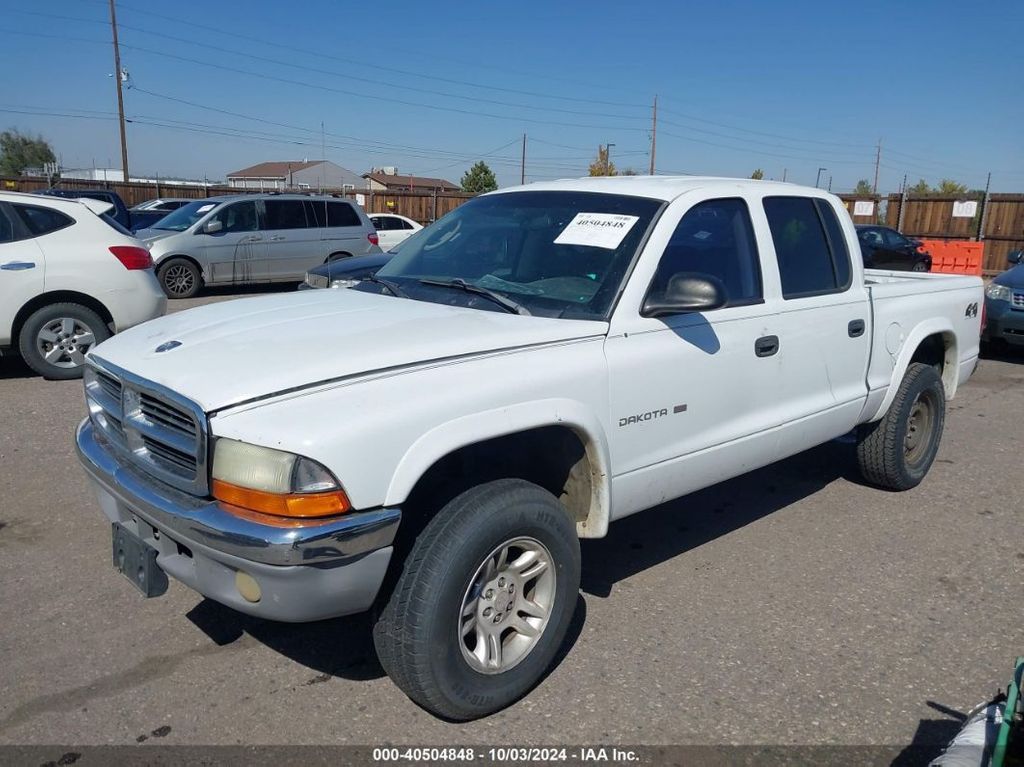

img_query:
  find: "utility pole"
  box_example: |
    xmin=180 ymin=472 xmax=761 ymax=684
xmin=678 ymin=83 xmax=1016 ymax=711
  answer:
xmin=872 ymin=138 xmax=882 ymax=194
xmin=606 ymin=143 xmax=615 ymax=176
xmin=898 ymin=174 xmax=908 ymax=231
xmin=782 ymin=168 xmax=787 ymax=182
xmin=827 ymin=175 xmax=832 ymax=192
xmin=649 ymin=95 xmax=657 ymax=175
xmin=109 ymin=0 xmax=129 ymax=182
xmin=320 ymin=121 xmax=326 ymax=193
xmin=520 ymin=133 xmax=526 ymax=185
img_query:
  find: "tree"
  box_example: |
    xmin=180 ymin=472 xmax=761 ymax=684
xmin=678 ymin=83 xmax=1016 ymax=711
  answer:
xmin=460 ymin=161 xmax=497 ymax=194
xmin=0 ymin=130 xmax=56 ymax=177
xmin=852 ymin=179 xmax=874 ymax=195
xmin=750 ymin=169 xmax=764 ymax=180
xmin=936 ymin=178 xmax=968 ymax=195
xmin=621 ymin=167 xmax=639 ymax=176
xmin=588 ymin=145 xmax=617 ymax=177
xmin=907 ymin=179 xmax=932 ymax=194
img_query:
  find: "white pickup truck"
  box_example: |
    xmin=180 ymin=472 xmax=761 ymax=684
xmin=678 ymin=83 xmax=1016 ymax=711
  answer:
xmin=76 ymin=177 xmax=982 ymax=720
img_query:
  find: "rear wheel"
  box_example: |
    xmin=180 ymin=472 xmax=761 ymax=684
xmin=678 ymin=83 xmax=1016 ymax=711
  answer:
xmin=856 ymin=362 xmax=945 ymax=490
xmin=911 ymin=260 xmax=929 ymax=272
xmin=18 ymin=303 xmax=110 ymax=379
xmin=373 ymin=479 xmax=580 ymax=720
xmin=158 ymin=258 xmax=202 ymax=298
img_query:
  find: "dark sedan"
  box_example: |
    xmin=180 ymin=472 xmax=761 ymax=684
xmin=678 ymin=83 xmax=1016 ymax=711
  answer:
xmin=982 ymin=250 xmax=1024 ymax=348
xmin=856 ymin=225 xmax=932 ymax=272
xmin=298 ymin=252 xmax=393 ymax=290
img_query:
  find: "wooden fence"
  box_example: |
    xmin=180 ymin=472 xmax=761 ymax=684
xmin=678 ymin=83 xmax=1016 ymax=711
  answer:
xmin=1 ymin=176 xmax=477 ymax=225
xmin=839 ymin=193 xmax=1024 ymax=274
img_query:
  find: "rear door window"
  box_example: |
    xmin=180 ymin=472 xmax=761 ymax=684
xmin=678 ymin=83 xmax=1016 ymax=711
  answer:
xmin=0 ymin=206 xmax=14 ymax=243
xmin=12 ymin=204 xmax=74 ymax=236
xmin=263 ymin=200 xmax=309 ymax=230
xmin=763 ymin=196 xmax=851 ymax=298
xmin=327 ymin=202 xmax=361 ymax=228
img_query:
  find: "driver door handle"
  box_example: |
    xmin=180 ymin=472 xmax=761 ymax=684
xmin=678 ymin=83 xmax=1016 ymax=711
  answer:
xmin=755 ymin=335 xmax=779 ymax=357
xmin=269 ymin=235 xmax=286 ymax=241
xmin=1 ymin=261 xmax=36 ymax=270
xmin=240 ymin=235 xmax=263 ymax=243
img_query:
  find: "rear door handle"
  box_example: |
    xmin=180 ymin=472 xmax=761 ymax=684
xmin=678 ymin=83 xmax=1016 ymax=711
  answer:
xmin=755 ymin=335 xmax=779 ymax=357
xmin=0 ymin=261 xmax=36 ymax=270
xmin=269 ymin=235 xmax=286 ymax=241
xmin=848 ymin=319 xmax=866 ymax=338
xmin=240 ymin=236 xmax=263 ymax=243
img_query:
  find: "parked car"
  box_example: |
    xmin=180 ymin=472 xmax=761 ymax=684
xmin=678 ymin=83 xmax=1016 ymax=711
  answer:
xmin=856 ymin=225 xmax=932 ymax=271
xmin=131 ymin=198 xmax=192 ymax=212
xmin=76 ymin=178 xmax=981 ymax=720
xmin=369 ymin=213 xmax=422 ymax=251
xmin=299 ymin=252 xmax=393 ymax=290
xmin=982 ymin=250 xmax=1024 ymax=348
xmin=35 ymin=188 xmax=132 ymax=231
xmin=128 ymin=198 xmax=193 ymax=234
xmin=0 ymin=191 xmax=165 ymax=379
xmin=138 ymin=195 xmax=382 ymax=298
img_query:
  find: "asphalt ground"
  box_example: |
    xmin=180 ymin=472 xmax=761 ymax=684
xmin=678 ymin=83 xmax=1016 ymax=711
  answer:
xmin=1 ymin=285 xmax=1021 ymax=760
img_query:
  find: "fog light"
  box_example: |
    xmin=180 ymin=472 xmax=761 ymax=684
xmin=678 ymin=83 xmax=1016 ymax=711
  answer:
xmin=235 ymin=571 xmax=261 ymax=603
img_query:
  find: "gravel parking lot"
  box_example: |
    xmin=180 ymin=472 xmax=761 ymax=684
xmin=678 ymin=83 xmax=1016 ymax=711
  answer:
xmin=1 ymin=288 xmax=1021 ymax=755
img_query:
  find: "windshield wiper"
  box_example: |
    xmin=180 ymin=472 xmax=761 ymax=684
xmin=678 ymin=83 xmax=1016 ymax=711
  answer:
xmin=364 ymin=274 xmax=408 ymax=298
xmin=418 ymin=278 xmax=531 ymax=316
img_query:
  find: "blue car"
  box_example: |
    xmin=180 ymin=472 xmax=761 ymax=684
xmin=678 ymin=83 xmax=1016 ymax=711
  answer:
xmin=982 ymin=250 xmax=1024 ymax=348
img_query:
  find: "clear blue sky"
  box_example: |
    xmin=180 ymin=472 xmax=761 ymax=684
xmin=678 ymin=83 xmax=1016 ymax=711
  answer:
xmin=2 ymin=0 xmax=1022 ymax=192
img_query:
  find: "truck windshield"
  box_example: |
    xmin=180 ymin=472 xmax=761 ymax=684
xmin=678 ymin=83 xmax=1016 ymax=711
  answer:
xmin=372 ymin=191 xmax=663 ymax=319
xmin=152 ymin=200 xmax=221 ymax=232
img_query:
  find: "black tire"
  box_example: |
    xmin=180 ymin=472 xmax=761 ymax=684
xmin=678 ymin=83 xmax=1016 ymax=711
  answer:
xmin=18 ymin=302 xmax=110 ymax=380
xmin=911 ymin=260 xmax=929 ymax=272
xmin=373 ymin=479 xmax=581 ymax=720
xmin=326 ymin=251 xmax=352 ymax=263
xmin=856 ymin=362 xmax=945 ymax=490
xmin=158 ymin=258 xmax=203 ymax=299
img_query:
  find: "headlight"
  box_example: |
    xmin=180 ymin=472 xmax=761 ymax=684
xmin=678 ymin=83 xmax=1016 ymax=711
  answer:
xmin=986 ymin=283 xmax=1012 ymax=302
xmin=331 ymin=278 xmax=360 ymax=289
xmin=304 ymin=272 xmax=330 ymax=289
xmin=211 ymin=439 xmax=351 ymax=518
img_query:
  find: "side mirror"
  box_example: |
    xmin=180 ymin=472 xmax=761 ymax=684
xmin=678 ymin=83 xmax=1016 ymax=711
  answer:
xmin=642 ymin=272 xmax=728 ymax=318
xmin=1008 ymin=250 xmax=1023 ymax=265
xmin=202 ymin=219 xmax=223 ymax=234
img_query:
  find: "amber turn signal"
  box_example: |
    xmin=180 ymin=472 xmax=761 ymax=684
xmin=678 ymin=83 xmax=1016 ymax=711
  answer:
xmin=212 ymin=479 xmax=351 ymax=519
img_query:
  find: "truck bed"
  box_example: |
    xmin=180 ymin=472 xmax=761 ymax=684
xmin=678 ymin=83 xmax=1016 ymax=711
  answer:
xmin=861 ymin=269 xmax=983 ymax=421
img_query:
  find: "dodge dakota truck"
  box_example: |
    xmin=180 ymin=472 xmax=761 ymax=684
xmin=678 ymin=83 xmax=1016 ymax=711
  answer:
xmin=76 ymin=177 xmax=983 ymax=720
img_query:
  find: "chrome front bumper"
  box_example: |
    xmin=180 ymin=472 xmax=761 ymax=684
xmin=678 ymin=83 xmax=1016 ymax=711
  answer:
xmin=76 ymin=418 xmax=400 ymax=621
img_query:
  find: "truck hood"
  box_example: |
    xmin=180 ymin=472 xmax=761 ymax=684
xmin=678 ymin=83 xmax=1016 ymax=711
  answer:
xmin=90 ymin=289 xmax=607 ymax=412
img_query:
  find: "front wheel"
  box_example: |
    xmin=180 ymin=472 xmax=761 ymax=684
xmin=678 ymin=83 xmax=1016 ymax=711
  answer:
xmin=856 ymin=362 xmax=945 ymax=490
xmin=373 ymin=479 xmax=581 ymax=720
xmin=158 ymin=258 xmax=203 ymax=299
xmin=911 ymin=260 xmax=929 ymax=272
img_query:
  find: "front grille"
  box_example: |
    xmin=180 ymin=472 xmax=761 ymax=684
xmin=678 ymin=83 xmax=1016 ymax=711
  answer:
xmin=1012 ymin=291 xmax=1024 ymax=310
xmin=85 ymin=359 xmax=208 ymax=495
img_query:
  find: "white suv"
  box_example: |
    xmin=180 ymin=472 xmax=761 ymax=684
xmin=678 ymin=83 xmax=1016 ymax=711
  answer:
xmin=0 ymin=191 xmax=166 ymax=379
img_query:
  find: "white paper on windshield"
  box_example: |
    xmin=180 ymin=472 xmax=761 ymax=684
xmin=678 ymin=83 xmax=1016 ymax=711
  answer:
xmin=196 ymin=203 xmax=215 ymax=213
xmin=554 ymin=213 xmax=639 ymax=250
xmin=853 ymin=200 xmax=875 ymax=216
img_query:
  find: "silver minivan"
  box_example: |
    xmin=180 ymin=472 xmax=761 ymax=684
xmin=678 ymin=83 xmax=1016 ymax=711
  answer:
xmin=139 ymin=195 xmax=382 ymax=298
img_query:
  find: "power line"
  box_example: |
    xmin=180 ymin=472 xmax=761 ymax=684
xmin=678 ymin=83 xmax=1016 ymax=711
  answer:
xmin=5 ymin=7 xmax=650 ymax=112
